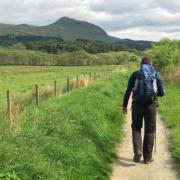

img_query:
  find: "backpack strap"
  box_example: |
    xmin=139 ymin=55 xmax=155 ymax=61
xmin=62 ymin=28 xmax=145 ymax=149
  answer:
xmin=133 ymin=71 xmax=140 ymax=92
xmin=153 ymin=78 xmax=157 ymax=95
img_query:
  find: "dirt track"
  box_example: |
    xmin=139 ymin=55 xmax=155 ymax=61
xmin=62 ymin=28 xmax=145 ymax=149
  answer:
xmin=111 ymin=101 xmax=178 ymax=180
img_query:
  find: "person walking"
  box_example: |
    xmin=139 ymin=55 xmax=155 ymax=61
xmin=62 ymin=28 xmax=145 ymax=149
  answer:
xmin=122 ymin=57 xmax=165 ymax=164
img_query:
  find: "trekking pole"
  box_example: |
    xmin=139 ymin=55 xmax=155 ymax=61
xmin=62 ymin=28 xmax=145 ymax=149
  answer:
xmin=154 ymin=97 xmax=158 ymax=154
xmin=154 ymin=125 xmax=156 ymax=154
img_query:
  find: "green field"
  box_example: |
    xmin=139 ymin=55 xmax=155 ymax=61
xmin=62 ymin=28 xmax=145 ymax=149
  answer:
xmin=0 ymin=69 xmax=130 ymax=179
xmin=0 ymin=65 xmax=116 ymax=104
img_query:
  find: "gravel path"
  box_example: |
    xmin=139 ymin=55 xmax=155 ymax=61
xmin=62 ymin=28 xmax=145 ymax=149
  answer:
xmin=111 ymin=101 xmax=178 ymax=180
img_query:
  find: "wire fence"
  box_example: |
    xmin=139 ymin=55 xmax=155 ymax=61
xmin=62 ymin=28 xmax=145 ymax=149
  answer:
xmin=5 ymin=70 xmax=115 ymax=123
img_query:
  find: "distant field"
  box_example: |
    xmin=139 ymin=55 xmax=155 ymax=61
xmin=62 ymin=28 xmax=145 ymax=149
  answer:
xmin=0 ymin=65 xmax=117 ymax=114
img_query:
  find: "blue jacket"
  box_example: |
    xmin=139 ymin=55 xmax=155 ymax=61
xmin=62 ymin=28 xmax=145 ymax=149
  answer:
xmin=123 ymin=70 xmax=165 ymax=107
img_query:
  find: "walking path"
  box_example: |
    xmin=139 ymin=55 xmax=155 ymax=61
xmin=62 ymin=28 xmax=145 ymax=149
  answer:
xmin=111 ymin=101 xmax=178 ymax=180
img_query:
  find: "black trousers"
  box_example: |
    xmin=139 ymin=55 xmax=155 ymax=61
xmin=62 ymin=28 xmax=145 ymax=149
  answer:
xmin=131 ymin=101 xmax=156 ymax=160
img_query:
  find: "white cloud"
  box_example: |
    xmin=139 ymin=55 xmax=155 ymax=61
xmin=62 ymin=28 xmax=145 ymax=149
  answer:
xmin=88 ymin=0 xmax=158 ymax=14
xmin=109 ymin=28 xmax=170 ymax=41
xmin=0 ymin=0 xmax=180 ymax=41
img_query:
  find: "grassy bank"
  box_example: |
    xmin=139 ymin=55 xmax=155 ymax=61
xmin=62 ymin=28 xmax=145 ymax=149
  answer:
xmin=0 ymin=70 xmax=129 ymax=179
xmin=159 ymin=83 xmax=180 ymax=167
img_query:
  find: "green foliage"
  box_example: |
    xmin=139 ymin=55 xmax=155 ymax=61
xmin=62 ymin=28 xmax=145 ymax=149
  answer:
xmin=0 ymin=48 xmax=139 ymax=66
xmin=0 ymin=71 xmax=129 ymax=179
xmin=12 ymin=43 xmax=26 ymax=50
xmin=0 ymin=35 xmax=152 ymax=54
xmin=145 ymin=39 xmax=180 ymax=71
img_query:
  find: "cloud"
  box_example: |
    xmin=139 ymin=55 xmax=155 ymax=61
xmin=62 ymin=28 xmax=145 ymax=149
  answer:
xmin=99 ymin=8 xmax=180 ymax=30
xmin=88 ymin=0 xmax=180 ymax=15
xmin=109 ymin=27 xmax=180 ymax=41
xmin=0 ymin=0 xmax=180 ymax=41
xmin=88 ymin=0 xmax=157 ymax=14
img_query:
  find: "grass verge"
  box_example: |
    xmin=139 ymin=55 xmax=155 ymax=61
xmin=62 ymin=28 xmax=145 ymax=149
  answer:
xmin=159 ymin=83 xmax=180 ymax=171
xmin=0 ymin=69 xmax=129 ymax=179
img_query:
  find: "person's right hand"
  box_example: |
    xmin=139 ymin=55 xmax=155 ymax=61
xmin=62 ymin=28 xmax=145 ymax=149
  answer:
xmin=122 ymin=107 xmax=128 ymax=114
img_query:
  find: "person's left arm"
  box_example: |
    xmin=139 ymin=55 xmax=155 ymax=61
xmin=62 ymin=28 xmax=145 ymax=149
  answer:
xmin=122 ymin=72 xmax=137 ymax=113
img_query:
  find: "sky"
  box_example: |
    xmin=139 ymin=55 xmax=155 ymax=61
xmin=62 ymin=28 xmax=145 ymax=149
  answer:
xmin=0 ymin=0 xmax=180 ymax=41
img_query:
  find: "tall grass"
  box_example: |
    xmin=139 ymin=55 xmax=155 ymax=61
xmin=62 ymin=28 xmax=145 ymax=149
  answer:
xmin=165 ymin=65 xmax=180 ymax=84
xmin=0 ymin=70 xmax=129 ymax=179
xmin=159 ymin=83 xmax=180 ymax=168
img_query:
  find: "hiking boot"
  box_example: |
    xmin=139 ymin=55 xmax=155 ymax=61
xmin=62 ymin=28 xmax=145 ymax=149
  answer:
xmin=133 ymin=153 xmax=142 ymax=163
xmin=144 ymin=157 xmax=154 ymax=164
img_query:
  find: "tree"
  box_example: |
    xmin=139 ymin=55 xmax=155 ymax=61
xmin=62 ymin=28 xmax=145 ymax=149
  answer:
xmin=12 ymin=43 xmax=26 ymax=50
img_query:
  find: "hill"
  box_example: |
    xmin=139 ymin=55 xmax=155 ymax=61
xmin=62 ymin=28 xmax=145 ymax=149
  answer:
xmin=0 ymin=17 xmax=152 ymax=50
xmin=0 ymin=17 xmax=119 ymax=42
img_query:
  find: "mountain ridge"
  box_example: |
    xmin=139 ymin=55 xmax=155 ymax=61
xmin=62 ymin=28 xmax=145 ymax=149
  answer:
xmin=0 ymin=17 xmax=120 ymax=42
xmin=0 ymin=17 xmax=153 ymax=50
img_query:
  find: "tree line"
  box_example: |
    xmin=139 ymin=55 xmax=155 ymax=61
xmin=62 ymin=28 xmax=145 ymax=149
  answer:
xmin=0 ymin=35 xmax=151 ymax=54
xmin=0 ymin=48 xmax=139 ymax=66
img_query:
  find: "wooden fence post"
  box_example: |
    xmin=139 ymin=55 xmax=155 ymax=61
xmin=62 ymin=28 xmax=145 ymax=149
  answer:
xmin=76 ymin=75 xmax=79 ymax=88
xmin=67 ymin=77 xmax=70 ymax=92
xmin=54 ymin=80 xmax=57 ymax=97
xmin=35 ymin=84 xmax=39 ymax=107
xmin=89 ymin=73 xmax=92 ymax=82
xmin=6 ymin=90 xmax=12 ymax=121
